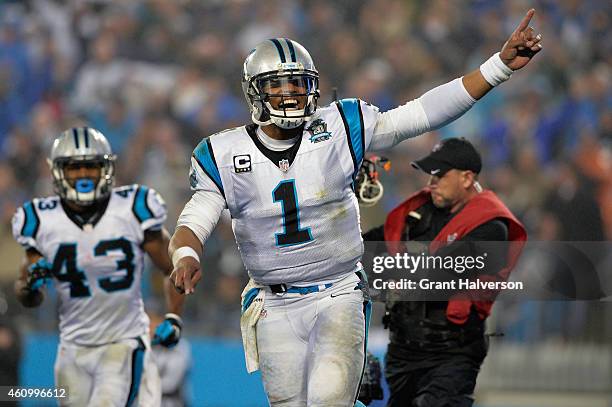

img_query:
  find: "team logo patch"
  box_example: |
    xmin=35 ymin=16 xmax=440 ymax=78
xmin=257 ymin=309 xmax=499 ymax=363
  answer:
xmin=233 ymin=154 xmax=252 ymax=173
xmin=307 ymin=119 xmax=332 ymax=143
xmin=279 ymin=159 xmax=290 ymax=172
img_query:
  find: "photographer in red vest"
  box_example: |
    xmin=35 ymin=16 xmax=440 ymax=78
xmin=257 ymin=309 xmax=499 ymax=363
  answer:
xmin=363 ymin=138 xmax=526 ymax=407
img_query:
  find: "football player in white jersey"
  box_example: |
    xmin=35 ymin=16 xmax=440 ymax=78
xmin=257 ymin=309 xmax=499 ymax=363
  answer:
xmin=12 ymin=127 xmax=185 ymax=407
xmin=170 ymin=10 xmax=541 ymax=407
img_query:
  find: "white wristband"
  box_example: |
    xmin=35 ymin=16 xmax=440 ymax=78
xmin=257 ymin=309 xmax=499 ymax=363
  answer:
xmin=480 ymin=52 xmax=513 ymax=87
xmin=172 ymin=246 xmax=200 ymax=267
xmin=164 ymin=313 xmax=183 ymax=327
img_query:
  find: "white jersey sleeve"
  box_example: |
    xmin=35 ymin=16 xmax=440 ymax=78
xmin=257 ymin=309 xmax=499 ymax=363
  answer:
xmin=131 ymin=185 xmax=168 ymax=232
xmin=175 ymin=145 xmax=227 ymax=245
xmin=12 ymin=201 xmax=41 ymax=251
xmin=368 ymin=77 xmax=476 ymax=151
xmin=176 ymin=189 xmax=225 ymax=245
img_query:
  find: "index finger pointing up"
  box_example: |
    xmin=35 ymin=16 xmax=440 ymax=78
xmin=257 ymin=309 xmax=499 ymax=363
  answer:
xmin=514 ymin=9 xmax=535 ymax=34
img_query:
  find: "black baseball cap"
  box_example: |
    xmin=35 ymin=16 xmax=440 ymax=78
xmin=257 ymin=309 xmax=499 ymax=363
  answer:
xmin=411 ymin=138 xmax=482 ymax=176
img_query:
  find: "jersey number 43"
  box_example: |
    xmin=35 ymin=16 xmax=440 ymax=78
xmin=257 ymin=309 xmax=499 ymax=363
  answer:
xmin=51 ymin=238 xmax=135 ymax=297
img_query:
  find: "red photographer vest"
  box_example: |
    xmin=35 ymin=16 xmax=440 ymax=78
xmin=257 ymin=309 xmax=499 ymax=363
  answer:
xmin=384 ymin=188 xmax=527 ymax=324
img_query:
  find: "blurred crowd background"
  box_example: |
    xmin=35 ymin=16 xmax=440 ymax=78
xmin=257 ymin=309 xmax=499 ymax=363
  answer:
xmin=0 ymin=0 xmax=610 ymax=403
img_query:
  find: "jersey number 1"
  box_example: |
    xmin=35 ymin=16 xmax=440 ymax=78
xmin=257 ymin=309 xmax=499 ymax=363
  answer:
xmin=273 ymin=180 xmax=313 ymax=246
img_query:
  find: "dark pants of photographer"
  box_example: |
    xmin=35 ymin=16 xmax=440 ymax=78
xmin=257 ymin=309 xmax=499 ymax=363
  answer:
xmin=384 ymin=307 xmax=488 ymax=407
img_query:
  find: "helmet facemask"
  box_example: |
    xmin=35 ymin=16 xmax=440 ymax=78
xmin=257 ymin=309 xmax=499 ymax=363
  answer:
xmin=50 ymin=155 xmax=116 ymax=206
xmin=246 ymin=70 xmax=319 ymax=129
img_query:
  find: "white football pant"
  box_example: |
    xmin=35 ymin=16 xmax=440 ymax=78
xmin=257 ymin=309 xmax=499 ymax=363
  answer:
xmin=54 ymin=335 xmax=161 ymax=407
xmin=257 ymin=273 xmax=369 ymax=407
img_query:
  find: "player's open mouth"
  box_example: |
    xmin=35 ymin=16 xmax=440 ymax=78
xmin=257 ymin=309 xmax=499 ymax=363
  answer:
xmin=278 ymin=99 xmax=299 ymax=109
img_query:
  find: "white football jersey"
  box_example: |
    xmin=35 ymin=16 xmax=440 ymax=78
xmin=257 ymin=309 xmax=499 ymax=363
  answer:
xmin=190 ymin=99 xmax=379 ymax=285
xmin=12 ymin=184 xmax=167 ymax=346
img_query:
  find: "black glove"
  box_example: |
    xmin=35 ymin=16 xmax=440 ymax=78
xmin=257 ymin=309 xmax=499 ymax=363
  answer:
xmin=358 ymin=351 xmax=384 ymax=405
xmin=152 ymin=313 xmax=183 ymax=348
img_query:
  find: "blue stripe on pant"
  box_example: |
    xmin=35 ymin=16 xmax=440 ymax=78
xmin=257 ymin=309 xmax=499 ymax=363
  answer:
xmin=125 ymin=340 xmax=145 ymax=407
xmin=354 ymin=299 xmax=373 ymax=406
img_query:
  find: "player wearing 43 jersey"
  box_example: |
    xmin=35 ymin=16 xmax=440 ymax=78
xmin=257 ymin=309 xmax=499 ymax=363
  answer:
xmin=12 ymin=128 xmax=184 ymax=407
xmin=171 ymin=10 xmax=541 ymax=407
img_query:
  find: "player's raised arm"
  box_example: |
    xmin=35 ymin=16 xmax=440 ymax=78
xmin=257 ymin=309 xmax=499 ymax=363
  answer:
xmin=368 ymin=9 xmax=542 ymax=152
xmin=463 ymin=8 xmax=542 ymax=100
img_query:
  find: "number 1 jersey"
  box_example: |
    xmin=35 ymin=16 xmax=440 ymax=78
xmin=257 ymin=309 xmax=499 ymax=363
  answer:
xmin=190 ymin=99 xmax=379 ymax=285
xmin=12 ymin=185 xmax=167 ymax=346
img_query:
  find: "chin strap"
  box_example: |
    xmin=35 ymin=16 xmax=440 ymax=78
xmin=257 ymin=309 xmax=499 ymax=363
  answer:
xmin=252 ymin=112 xmax=272 ymax=127
xmin=252 ymin=111 xmax=315 ymax=130
xmin=271 ymin=116 xmax=306 ymax=129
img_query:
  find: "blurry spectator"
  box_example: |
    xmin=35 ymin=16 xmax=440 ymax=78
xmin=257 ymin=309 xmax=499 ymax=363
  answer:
xmin=235 ymin=1 xmax=296 ymax=54
xmin=0 ymin=16 xmax=32 ymax=141
xmin=170 ymin=66 xmax=209 ymax=126
xmin=543 ymin=162 xmax=605 ymax=241
xmin=71 ymin=32 xmax=125 ymax=112
xmin=88 ymin=96 xmax=137 ymax=154
xmin=127 ymin=117 xmax=190 ymax=225
xmin=346 ymin=59 xmax=395 ymax=111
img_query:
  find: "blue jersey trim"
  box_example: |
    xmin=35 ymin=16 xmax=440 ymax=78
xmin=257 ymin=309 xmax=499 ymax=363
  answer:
xmin=336 ymin=99 xmax=365 ymax=180
xmin=193 ymin=138 xmax=225 ymax=197
xmin=132 ymin=186 xmax=154 ymax=223
xmin=21 ymin=201 xmax=40 ymax=239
